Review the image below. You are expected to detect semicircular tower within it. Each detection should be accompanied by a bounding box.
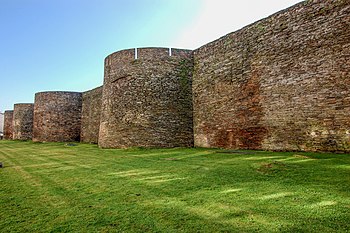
[99,47,194,148]
[4,110,14,140]
[33,91,82,142]
[13,103,34,140]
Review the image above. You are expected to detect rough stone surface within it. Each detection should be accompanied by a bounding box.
[0,113,4,133]
[13,103,34,140]
[3,110,14,140]
[99,47,194,148]
[33,91,82,142]
[80,86,103,144]
[193,0,350,152]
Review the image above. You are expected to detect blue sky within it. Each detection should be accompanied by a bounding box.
[0,0,301,112]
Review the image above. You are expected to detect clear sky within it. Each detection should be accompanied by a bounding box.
[0,0,301,112]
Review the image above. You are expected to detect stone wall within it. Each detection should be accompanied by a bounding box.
[80,86,103,144]
[99,47,194,148]
[3,0,349,152]
[193,0,350,152]
[3,110,14,140]
[33,91,82,142]
[0,113,4,133]
[13,103,34,140]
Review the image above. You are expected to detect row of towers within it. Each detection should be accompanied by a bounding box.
[4,92,82,142]
[3,48,194,148]
[3,0,350,152]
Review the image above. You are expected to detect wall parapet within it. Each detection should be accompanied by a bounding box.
[105,47,192,63]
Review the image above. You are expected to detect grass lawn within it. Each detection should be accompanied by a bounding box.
[0,141,349,232]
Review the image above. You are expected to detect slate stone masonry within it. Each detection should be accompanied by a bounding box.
[99,48,194,148]
[192,0,350,152]
[13,103,34,140]
[3,110,14,140]
[4,0,349,152]
[33,91,82,142]
[80,86,103,144]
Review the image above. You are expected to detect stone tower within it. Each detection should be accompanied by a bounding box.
[99,47,194,148]
[13,103,34,140]
[33,91,82,142]
[3,110,14,140]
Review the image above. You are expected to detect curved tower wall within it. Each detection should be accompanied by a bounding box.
[80,86,103,144]
[0,113,3,133]
[13,103,34,140]
[4,110,14,140]
[99,47,194,148]
[33,91,82,142]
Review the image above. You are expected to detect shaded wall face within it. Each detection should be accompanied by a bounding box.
[33,92,82,142]
[0,114,4,133]
[4,111,14,140]
[193,0,350,152]
[13,104,34,140]
[80,86,103,144]
[99,48,194,148]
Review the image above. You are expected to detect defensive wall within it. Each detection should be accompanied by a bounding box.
[33,91,82,142]
[192,0,350,152]
[13,103,34,140]
[99,47,194,148]
[2,0,349,152]
[80,86,103,144]
[0,113,4,133]
[3,111,14,140]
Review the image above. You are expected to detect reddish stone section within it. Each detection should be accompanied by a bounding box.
[80,86,103,144]
[3,110,14,140]
[33,91,82,142]
[99,47,194,148]
[13,103,34,140]
[193,0,350,152]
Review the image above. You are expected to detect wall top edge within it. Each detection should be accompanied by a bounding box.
[14,103,34,107]
[35,91,83,95]
[193,0,306,54]
[83,85,103,94]
[105,47,193,60]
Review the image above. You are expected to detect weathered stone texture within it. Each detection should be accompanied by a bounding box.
[193,0,350,152]
[99,47,194,148]
[0,113,4,133]
[33,91,82,142]
[3,110,14,140]
[80,86,103,144]
[13,103,34,140]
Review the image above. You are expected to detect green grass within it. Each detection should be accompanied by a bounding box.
[0,141,349,232]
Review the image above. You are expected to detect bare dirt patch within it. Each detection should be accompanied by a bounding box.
[293,154,315,159]
[257,161,287,174]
